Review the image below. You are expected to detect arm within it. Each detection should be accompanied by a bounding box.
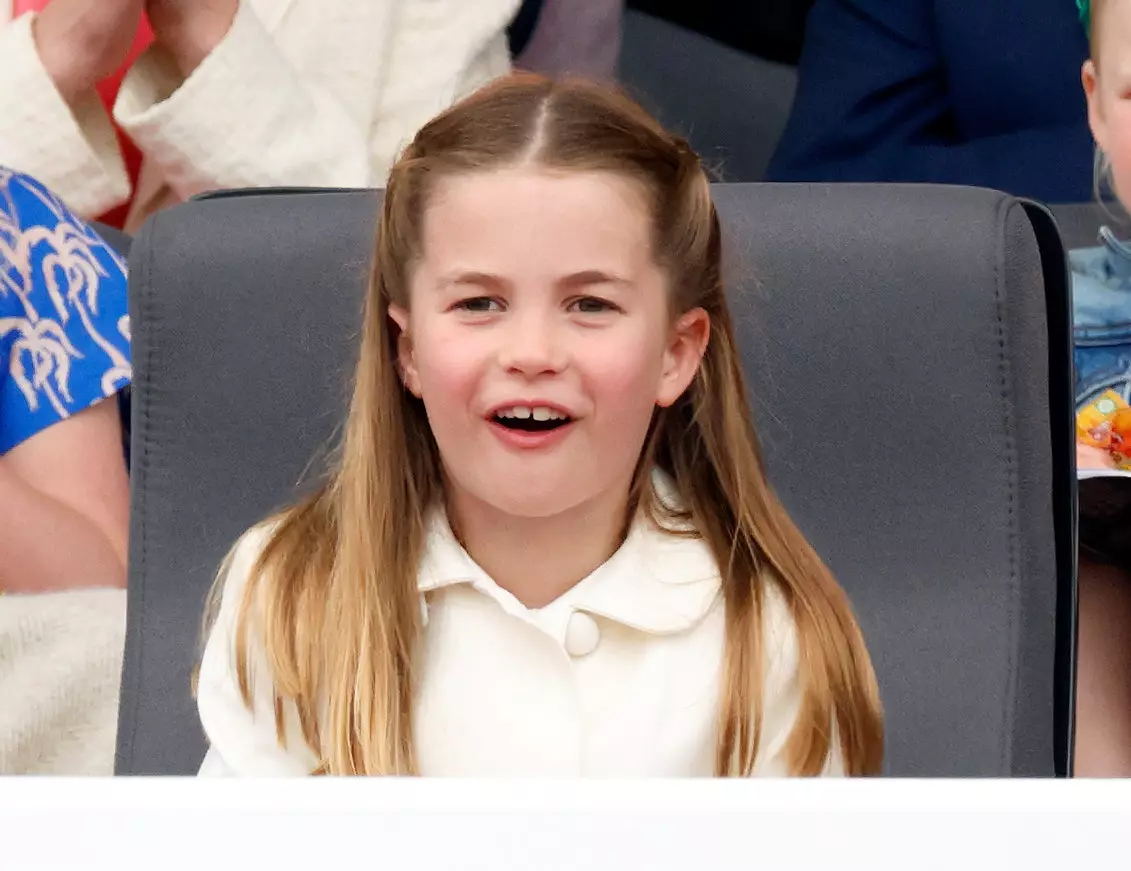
[0,397,128,594]
[362,0,516,179]
[785,123,1096,203]
[514,0,621,80]
[115,0,382,198]
[0,13,130,219]
[117,0,516,199]
[0,586,125,774]
[766,0,1094,202]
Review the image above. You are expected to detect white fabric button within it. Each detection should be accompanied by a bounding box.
[564,611,600,658]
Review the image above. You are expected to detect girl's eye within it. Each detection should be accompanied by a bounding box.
[454,297,503,313]
[569,296,619,314]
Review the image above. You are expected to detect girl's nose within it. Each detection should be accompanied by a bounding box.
[497,310,567,377]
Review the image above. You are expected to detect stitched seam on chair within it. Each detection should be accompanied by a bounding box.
[121,215,159,774]
[992,198,1022,774]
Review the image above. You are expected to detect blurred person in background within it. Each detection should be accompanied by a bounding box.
[1,166,129,775]
[625,0,815,67]
[768,0,1093,203]
[1,167,130,597]
[0,0,522,232]
[514,0,623,81]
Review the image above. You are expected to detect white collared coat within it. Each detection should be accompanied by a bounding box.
[196,503,845,777]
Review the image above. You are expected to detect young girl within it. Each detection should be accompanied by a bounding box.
[194,74,885,777]
[1074,0,1131,776]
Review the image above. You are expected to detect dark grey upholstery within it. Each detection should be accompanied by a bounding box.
[1048,201,1122,250]
[617,11,798,182]
[91,221,132,257]
[117,184,1075,777]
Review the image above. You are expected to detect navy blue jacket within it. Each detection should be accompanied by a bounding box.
[767,0,1094,203]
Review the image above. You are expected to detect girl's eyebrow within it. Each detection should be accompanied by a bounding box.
[437,271,509,291]
[437,269,631,291]
[559,270,632,290]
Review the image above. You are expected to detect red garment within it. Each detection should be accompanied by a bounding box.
[13,1,154,226]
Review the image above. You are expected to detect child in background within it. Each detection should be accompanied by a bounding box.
[194,74,885,776]
[1074,0,1131,776]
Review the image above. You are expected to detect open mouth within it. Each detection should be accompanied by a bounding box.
[491,406,573,433]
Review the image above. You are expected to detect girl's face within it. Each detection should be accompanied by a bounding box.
[1085,6,1131,201]
[391,167,709,523]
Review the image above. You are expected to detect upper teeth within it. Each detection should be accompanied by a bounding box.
[497,406,568,421]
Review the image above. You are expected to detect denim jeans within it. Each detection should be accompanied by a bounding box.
[1072,227,1131,410]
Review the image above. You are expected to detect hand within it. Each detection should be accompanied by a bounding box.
[1078,442,1118,471]
[146,0,239,77]
[32,0,146,105]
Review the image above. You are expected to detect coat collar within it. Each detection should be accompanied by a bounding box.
[1073,224,1131,287]
[417,471,723,635]
[1099,225,1131,283]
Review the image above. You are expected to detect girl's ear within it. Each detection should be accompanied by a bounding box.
[1084,59,1108,154]
[656,307,710,408]
[387,305,421,397]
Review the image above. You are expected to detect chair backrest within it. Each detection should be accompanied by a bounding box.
[117,183,1075,776]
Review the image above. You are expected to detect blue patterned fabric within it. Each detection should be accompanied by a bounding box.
[0,168,131,455]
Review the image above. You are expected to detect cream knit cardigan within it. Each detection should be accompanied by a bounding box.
[0,0,518,231]
[0,589,126,775]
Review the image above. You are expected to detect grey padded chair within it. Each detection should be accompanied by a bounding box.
[116,183,1076,777]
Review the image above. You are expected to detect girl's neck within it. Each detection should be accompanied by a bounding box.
[446,482,634,610]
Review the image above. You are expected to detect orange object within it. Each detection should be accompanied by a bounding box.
[1109,408,1131,464]
[1111,407,1131,441]
[1076,392,1122,448]
[1077,390,1131,469]
[13,1,154,227]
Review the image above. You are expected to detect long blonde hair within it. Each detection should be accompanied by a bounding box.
[200,74,884,776]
